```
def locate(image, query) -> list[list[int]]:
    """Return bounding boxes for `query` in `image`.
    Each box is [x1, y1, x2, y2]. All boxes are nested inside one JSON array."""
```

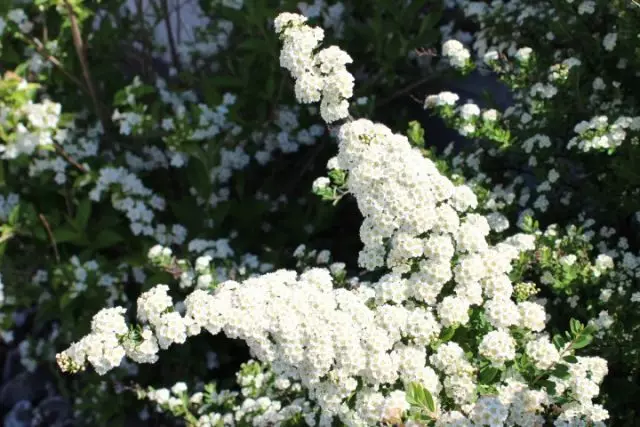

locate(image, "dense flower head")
[[275, 13, 353, 123]]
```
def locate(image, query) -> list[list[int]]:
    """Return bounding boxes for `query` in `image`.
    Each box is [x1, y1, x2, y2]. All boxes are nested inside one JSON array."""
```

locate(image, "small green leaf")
[[439, 326, 456, 342], [92, 229, 124, 249], [60, 292, 73, 310], [53, 226, 81, 243], [479, 366, 500, 384], [406, 382, 436, 413], [569, 318, 582, 335], [552, 334, 566, 350], [540, 380, 557, 395], [75, 199, 92, 230], [407, 120, 425, 147], [423, 388, 436, 413], [8, 204, 20, 226], [563, 355, 578, 364], [550, 364, 570, 379], [406, 384, 419, 406], [571, 334, 593, 350], [114, 90, 128, 106]]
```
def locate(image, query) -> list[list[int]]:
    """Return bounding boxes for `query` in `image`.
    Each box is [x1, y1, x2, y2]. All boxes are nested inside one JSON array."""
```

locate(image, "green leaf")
[[479, 366, 500, 384], [53, 226, 81, 243], [73, 171, 95, 189], [423, 388, 436, 413], [552, 334, 566, 350], [208, 75, 244, 89], [550, 364, 570, 379], [571, 334, 593, 350], [114, 90, 128, 106], [569, 318, 583, 335], [406, 384, 419, 406], [237, 39, 265, 51], [540, 379, 557, 395], [563, 355, 578, 364], [8, 204, 21, 226], [439, 326, 456, 342], [59, 292, 73, 310], [406, 382, 436, 413], [407, 120, 425, 147], [92, 229, 124, 249], [75, 199, 92, 230]]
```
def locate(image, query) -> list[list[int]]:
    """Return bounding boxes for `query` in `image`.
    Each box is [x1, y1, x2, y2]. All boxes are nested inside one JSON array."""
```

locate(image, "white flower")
[[518, 302, 547, 331], [483, 49, 500, 64], [478, 330, 516, 365], [459, 103, 481, 120], [560, 254, 577, 266], [442, 39, 471, 69], [578, 0, 596, 15], [482, 109, 499, 122], [171, 382, 188, 395], [312, 176, 330, 192], [515, 47, 533, 62]]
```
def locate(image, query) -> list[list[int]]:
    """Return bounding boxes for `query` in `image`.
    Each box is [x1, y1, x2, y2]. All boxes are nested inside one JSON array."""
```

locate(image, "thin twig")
[[41, 12, 48, 44], [378, 74, 441, 108], [175, 0, 182, 45], [18, 34, 86, 88], [63, 0, 110, 133], [63, 187, 74, 217], [38, 213, 60, 263], [409, 94, 423, 105], [53, 142, 87, 173], [160, 0, 181, 72]]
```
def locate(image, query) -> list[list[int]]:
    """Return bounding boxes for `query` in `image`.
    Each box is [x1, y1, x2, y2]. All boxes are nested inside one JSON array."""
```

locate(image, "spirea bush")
[[0, 0, 637, 426], [54, 10, 613, 427]]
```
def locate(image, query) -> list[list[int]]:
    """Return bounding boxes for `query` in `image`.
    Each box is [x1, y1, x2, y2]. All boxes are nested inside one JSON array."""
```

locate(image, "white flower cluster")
[[7, 8, 33, 33], [548, 57, 581, 83], [568, 115, 640, 152], [442, 39, 471, 69], [143, 360, 316, 427], [191, 95, 237, 142], [61, 256, 129, 305], [56, 306, 129, 375], [274, 13, 354, 123], [251, 106, 325, 164], [89, 166, 187, 243], [424, 91, 459, 108], [424, 96, 502, 138], [58, 266, 552, 425], [29, 123, 98, 184], [0, 79, 62, 159]]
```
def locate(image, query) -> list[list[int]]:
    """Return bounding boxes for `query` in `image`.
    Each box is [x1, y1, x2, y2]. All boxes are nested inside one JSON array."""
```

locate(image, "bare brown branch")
[[62, 0, 111, 134], [38, 213, 60, 263], [53, 142, 88, 173]]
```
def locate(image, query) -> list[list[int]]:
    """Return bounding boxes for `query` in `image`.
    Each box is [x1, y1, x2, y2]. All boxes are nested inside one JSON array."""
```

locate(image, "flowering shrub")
[[52, 11, 613, 426], [1, 0, 638, 426]]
